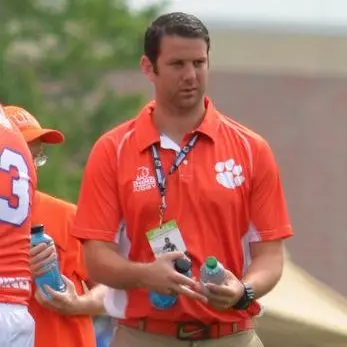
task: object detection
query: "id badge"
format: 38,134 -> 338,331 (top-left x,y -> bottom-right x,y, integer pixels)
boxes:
146,220 -> 187,258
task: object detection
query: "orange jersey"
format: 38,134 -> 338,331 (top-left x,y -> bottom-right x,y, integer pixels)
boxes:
73,97 -> 293,323
29,191 -> 95,347
0,113 -> 36,305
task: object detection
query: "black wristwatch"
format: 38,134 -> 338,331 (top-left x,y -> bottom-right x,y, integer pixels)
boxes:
233,283 -> 255,310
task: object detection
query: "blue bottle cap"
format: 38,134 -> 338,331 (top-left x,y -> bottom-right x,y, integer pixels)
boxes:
174,258 -> 192,274
31,224 -> 45,234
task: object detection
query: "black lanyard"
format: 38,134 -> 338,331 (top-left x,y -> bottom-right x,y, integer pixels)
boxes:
151,134 -> 199,226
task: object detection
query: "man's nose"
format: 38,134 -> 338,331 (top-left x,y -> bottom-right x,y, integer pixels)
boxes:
182,63 -> 197,82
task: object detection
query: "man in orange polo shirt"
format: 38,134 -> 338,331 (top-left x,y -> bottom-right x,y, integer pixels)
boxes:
72,12 -> 293,347
5,105 -> 107,347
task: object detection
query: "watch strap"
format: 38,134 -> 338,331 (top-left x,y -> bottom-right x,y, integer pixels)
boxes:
233,282 -> 255,310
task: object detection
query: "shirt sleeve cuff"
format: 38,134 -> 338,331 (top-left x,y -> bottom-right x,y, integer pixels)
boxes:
250,225 -> 293,242
72,226 -> 116,243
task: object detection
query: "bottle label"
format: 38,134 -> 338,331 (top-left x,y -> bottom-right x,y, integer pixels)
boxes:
149,291 -> 177,310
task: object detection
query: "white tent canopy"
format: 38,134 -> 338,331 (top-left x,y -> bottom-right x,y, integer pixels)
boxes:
257,254 -> 347,346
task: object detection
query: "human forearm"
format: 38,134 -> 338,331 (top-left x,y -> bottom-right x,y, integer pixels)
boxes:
242,259 -> 282,299
34,276 -> 107,316
242,240 -> 284,298
74,284 -> 108,316
84,240 -> 148,290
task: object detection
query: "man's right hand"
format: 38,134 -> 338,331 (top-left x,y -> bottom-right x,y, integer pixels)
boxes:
139,252 -> 207,303
30,243 -> 57,278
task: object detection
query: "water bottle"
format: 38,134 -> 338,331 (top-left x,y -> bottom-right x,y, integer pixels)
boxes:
30,224 -> 66,298
200,256 -> 226,293
149,258 -> 192,310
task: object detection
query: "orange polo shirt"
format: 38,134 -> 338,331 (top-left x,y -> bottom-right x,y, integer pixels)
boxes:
73,97 -> 293,323
29,191 -> 96,347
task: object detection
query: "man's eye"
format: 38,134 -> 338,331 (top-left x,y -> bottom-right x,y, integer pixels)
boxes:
194,60 -> 205,67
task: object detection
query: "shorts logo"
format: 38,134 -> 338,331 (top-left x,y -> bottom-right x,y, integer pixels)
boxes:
133,166 -> 156,192
215,159 -> 245,189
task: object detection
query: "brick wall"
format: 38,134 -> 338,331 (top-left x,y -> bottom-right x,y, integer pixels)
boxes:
208,71 -> 347,296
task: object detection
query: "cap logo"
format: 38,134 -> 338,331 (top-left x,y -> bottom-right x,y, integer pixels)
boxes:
12,109 -> 40,128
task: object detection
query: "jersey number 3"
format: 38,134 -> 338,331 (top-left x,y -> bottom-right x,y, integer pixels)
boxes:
0,148 -> 30,226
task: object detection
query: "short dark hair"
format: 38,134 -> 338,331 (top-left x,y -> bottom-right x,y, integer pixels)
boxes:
144,12 -> 210,66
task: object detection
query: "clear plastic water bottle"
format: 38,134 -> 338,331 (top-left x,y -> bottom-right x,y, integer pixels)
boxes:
30,224 -> 66,298
200,256 -> 226,293
149,258 -> 192,310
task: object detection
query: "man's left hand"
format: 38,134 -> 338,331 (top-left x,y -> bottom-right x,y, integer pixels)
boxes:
35,275 -> 82,315
199,270 -> 245,310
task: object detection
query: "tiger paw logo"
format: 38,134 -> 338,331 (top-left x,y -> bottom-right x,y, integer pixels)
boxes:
215,159 -> 245,189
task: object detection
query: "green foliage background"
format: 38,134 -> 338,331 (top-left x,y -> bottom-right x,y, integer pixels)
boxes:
0,0 -> 163,202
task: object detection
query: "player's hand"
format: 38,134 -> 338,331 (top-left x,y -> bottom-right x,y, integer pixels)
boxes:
140,252 -> 207,303
30,243 -> 57,278
35,275 -> 81,315
196,269 -> 244,310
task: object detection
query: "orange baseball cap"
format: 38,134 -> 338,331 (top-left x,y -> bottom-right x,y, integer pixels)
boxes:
4,105 -> 64,144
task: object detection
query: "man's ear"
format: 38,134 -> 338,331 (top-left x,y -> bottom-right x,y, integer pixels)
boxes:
140,55 -> 156,82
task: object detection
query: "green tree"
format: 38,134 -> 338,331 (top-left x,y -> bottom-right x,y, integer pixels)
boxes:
0,0 -> 163,202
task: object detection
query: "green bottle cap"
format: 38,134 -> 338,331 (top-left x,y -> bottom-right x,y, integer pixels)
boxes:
205,256 -> 218,269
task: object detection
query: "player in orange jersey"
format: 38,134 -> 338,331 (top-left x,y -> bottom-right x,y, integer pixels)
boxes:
0,105 -> 37,347
5,105 -> 107,347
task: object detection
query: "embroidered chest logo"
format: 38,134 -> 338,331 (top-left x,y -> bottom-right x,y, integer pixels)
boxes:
133,166 -> 156,192
215,159 -> 245,189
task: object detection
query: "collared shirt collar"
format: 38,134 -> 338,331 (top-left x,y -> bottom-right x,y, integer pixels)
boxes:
135,100 -> 160,152
195,97 -> 220,141
135,97 -> 220,152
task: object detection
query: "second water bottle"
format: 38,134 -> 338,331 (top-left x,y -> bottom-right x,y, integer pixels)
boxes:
149,257 -> 192,310
30,224 -> 66,298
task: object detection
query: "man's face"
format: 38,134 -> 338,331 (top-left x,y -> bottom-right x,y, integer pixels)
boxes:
144,35 -> 208,112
